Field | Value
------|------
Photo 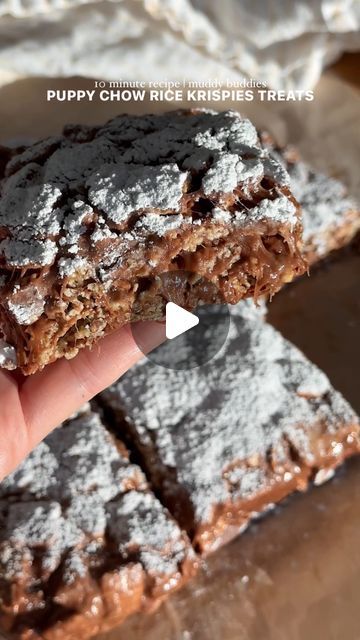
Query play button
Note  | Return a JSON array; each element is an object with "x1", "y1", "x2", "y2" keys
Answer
[
  {"x1": 130, "y1": 270, "x2": 231, "y2": 370},
  {"x1": 165, "y1": 302, "x2": 199, "y2": 340}
]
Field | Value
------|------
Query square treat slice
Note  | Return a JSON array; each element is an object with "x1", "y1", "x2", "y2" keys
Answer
[
  {"x1": 260, "y1": 133, "x2": 360, "y2": 265},
  {"x1": 0, "y1": 110, "x2": 305, "y2": 374},
  {"x1": 101, "y1": 303, "x2": 360, "y2": 555},
  {"x1": 0, "y1": 409, "x2": 197, "y2": 640}
]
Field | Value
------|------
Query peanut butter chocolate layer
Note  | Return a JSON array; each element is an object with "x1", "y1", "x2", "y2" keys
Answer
[
  {"x1": 101, "y1": 301, "x2": 360, "y2": 555},
  {"x1": 260, "y1": 133, "x2": 360, "y2": 265},
  {"x1": 0, "y1": 409, "x2": 197, "y2": 640},
  {"x1": 0, "y1": 110, "x2": 305, "y2": 375}
]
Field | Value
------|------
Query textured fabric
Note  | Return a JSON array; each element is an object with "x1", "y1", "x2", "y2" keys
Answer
[{"x1": 0, "y1": 0, "x2": 358, "y2": 89}]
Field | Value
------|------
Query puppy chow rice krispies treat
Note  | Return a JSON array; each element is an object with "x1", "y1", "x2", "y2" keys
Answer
[
  {"x1": 0, "y1": 409, "x2": 197, "y2": 639},
  {"x1": 101, "y1": 303, "x2": 360, "y2": 554},
  {"x1": 0, "y1": 110, "x2": 305, "y2": 374}
]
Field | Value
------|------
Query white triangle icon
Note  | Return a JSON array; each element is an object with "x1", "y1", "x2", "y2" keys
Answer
[{"x1": 165, "y1": 302, "x2": 199, "y2": 340}]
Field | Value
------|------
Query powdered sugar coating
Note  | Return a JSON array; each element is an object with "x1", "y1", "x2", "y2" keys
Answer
[
  {"x1": 0, "y1": 339, "x2": 17, "y2": 369},
  {"x1": 108, "y1": 491, "x2": 179, "y2": 550},
  {"x1": 135, "y1": 212, "x2": 191, "y2": 237},
  {"x1": 234, "y1": 195, "x2": 297, "y2": 227},
  {"x1": 7, "y1": 286, "x2": 46, "y2": 324},
  {"x1": 0, "y1": 237, "x2": 57, "y2": 267},
  {"x1": 7, "y1": 501, "x2": 83, "y2": 548},
  {"x1": 5, "y1": 136, "x2": 63, "y2": 175},
  {"x1": 61, "y1": 200, "x2": 94, "y2": 244},
  {"x1": 58, "y1": 255, "x2": 94, "y2": 279},
  {"x1": 202, "y1": 153, "x2": 263, "y2": 196},
  {"x1": 212, "y1": 196, "x2": 297, "y2": 229},
  {"x1": 87, "y1": 163, "x2": 188, "y2": 225},
  {"x1": 0, "y1": 409, "x2": 193, "y2": 589},
  {"x1": 102, "y1": 304, "x2": 359, "y2": 526},
  {"x1": 107, "y1": 490, "x2": 192, "y2": 577},
  {"x1": 262, "y1": 155, "x2": 290, "y2": 187},
  {"x1": 287, "y1": 160, "x2": 360, "y2": 253},
  {"x1": 67, "y1": 494, "x2": 107, "y2": 536},
  {"x1": 0, "y1": 178, "x2": 63, "y2": 236},
  {"x1": 43, "y1": 137, "x2": 118, "y2": 188},
  {"x1": 0, "y1": 110, "x2": 296, "y2": 274}
]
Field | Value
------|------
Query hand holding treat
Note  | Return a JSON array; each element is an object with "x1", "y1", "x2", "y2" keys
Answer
[{"x1": 0, "y1": 322, "x2": 164, "y2": 480}]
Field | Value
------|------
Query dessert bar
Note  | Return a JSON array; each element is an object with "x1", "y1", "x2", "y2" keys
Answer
[
  {"x1": 101, "y1": 302, "x2": 360, "y2": 555},
  {"x1": 261, "y1": 133, "x2": 360, "y2": 265},
  {"x1": 289, "y1": 158, "x2": 360, "y2": 264},
  {"x1": 0, "y1": 408, "x2": 197, "y2": 640},
  {"x1": 0, "y1": 110, "x2": 305, "y2": 374}
]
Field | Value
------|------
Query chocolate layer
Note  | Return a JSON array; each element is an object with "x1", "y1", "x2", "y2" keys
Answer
[
  {"x1": 0, "y1": 408, "x2": 197, "y2": 640},
  {"x1": 101, "y1": 301, "x2": 360, "y2": 555},
  {"x1": 0, "y1": 110, "x2": 305, "y2": 374}
]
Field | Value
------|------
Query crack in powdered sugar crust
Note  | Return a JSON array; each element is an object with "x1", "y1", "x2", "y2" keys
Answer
[
  {"x1": 0, "y1": 410, "x2": 193, "y2": 584},
  {"x1": 103, "y1": 304, "x2": 359, "y2": 525},
  {"x1": 0, "y1": 110, "x2": 295, "y2": 272}
]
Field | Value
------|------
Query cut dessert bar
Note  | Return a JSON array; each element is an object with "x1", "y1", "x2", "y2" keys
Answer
[
  {"x1": 0, "y1": 408, "x2": 197, "y2": 640},
  {"x1": 260, "y1": 133, "x2": 360, "y2": 265},
  {"x1": 101, "y1": 302, "x2": 360, "y2": 555},
  {"x1": 0, "y1": 110, "x2": 306, "y2": 374},
  {"x1": 290, "y1": 160, "x2": 360, "y2": 263}
]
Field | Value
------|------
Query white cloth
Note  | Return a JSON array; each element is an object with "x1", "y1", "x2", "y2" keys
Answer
[{"x1": 0, "y1": 0, "x2": 358, "y2": 89}]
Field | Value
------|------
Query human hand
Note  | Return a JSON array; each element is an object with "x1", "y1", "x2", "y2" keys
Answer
[{"x1": 0, "y1": 322, "x2": 164, "y2": 481}]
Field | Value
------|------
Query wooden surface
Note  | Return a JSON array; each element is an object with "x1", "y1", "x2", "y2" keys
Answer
[{"x1": 331, "y1": 53, "x2": 360, "y2": 88}]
